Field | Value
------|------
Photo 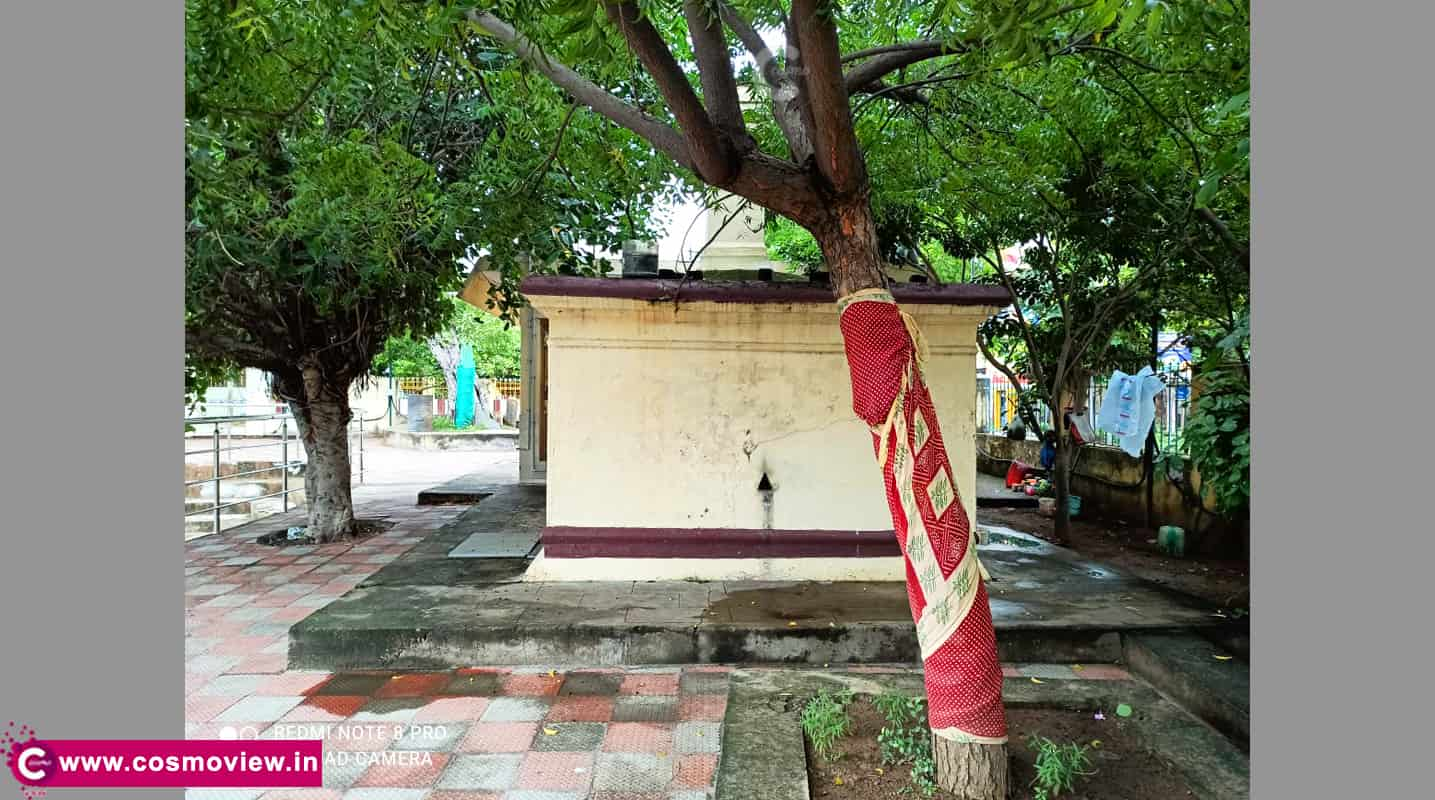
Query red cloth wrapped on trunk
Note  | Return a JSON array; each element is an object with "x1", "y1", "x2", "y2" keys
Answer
[{"x1": 838, "y1": 289, "x2": 1007, "y2": 744}]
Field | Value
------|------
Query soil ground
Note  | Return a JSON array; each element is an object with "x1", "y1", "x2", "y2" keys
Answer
[
  {"x1": 981, "y1": 507, "x2": 1249, "y2": 610},
  {"x1": 807, "y1": 697, "x2": 1198, "y2": 800}
]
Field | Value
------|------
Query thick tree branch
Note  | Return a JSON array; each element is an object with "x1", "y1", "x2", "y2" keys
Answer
[
  {"x1": 842, "y1": 39, "x2": 968, "y2": 94},
  {"x1": 782, "y1": 14, "x2": 817, "y2": 163},
  {"x1": 466, "y1": 11, "x2": 694, "y2": 171},
  {"x1": 720, "y1": 2, "x2": 782, "y2": 89},
  {"x1": 601, "y1": 0, "x2": 736, "y2": 184},
  {"x1": 791, "y1": 0, "x2": 866, "y2": 195},
  {"x1": 467, "y1": 10, "x2": 815, "y2": 225},
  {"x1": 683, "y1": 0, "x2": 750, "y2": 148}
]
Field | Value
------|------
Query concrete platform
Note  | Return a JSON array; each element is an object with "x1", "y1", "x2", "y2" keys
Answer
[
  {"x1": 416, "y1": 473, "x2": 497, "y2": 506},
  {"x1": 290, "y1": 484, "x2": 1225, "y2": 671}
]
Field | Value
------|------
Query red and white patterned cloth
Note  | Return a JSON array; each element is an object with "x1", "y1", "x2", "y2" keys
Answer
[{"x1": 838, "y1": 289, "x2": 1007, "y2": 744}]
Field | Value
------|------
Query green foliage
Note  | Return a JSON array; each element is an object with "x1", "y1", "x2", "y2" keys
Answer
[
  {"x1": 1027, "y1": 736, "x2": 1095, "y2": 799},
  {"x1": 437, "y1": 297, "x2": 522, "y2": 378},
  {"x1": 765, "y1": 216, "x2": 824, "y2": 272},
  {"x1": 1174, "y1": 315, "x2": 1250, "y2": 518},
  {"x1": 873, "y1": 693, "x2": 938, "y2": 797},
  {"x1": 801, "y1": 690, "x2": 855, "y2": 762},
  {"x1": 186, "y1": 0, "x2": 674, "y2": 400},
  {"x1": 372, "y1": 336, "x2": 443, "y2": 379}
]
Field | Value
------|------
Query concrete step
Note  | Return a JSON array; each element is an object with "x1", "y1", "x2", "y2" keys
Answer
[{"x1": 1123, "y1": 631, "x2": 1250, "y2": 750}]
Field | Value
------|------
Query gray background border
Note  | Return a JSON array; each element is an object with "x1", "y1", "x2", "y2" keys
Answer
[
  {"x1": 0, "y1": 1, "x2": 1431, "y2": 797},
  {"x1": 0, "y1": 3, "x2": 182, "y2": 798},
  {"x1": 1253, "y1": 0, "x2": 1430, "y2": 796}
]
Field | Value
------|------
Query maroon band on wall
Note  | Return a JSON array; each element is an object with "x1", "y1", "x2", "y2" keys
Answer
[
  {"x1": 520, "y1": 275, "x2": 1012, "y2": 307},
  {"x1": 541, "y1": 526, "x2": 901, "y2": 559}
]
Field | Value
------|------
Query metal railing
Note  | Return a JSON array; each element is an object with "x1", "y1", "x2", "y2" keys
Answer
[{"x1": 183, "y1": 412, "x2": 369, "y2": 537}]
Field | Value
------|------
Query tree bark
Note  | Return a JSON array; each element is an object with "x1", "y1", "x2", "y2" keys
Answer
[
  {"x1": 813, "y1": 200, "x2": 887, "y2": 296},
  {"x1": 818, "y1": 199, "x2": 1008, "y2": 799},
  {"x1": 934, "y1": 737, "x2": 1009, "y2": 800},
  {"x1": 280, "y1": 363, "x2": 356, "y2": 543},
  {"x1": 1051, "y1": 428, "x2": 1073, "y2": 546}
]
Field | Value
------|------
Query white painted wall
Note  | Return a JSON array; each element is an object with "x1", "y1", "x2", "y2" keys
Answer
[{"x1": 528, "y1": 295, "x2": 995, "y2": 534}]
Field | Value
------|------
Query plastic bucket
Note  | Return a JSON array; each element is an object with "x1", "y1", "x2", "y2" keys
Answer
[{"x1": 1067, "y1": 495, "x2": 1082, "y2": 517}]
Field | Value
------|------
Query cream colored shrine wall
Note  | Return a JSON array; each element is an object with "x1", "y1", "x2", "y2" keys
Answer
[{"x1": 528, "y1": 295, "x2": 996, "y2": 534}]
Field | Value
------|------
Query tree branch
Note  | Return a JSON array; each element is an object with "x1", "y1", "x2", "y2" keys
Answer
[
  {"x1": 720, "y1": 2, "x2": 782, "y2": 89},
  {"x1": 601, "y1": 0, "x2": 736, "y2": 184},
  {"x1": 1197, "y1": 207, "x2": 1250, "y2": 273},
  {"x1": 683, "y1": 0, "x2": 749, "y2": 147},
  {"x1": 467, "y1": 11, "x2": 695, "y2": 171},
  {"x1": 716, "y1": 2, "x2": 811, "y2": 161},
  {"x1": 782, "y1": 13, "x2": 817, "y2": 163},
  {"x1": 842, "y1": 39, "x2": 968, "y2": 95},
  {"x1": 791, "y1": 0, "x2": 866, "y2": 195}
]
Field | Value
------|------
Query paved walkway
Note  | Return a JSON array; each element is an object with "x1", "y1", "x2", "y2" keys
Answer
[
  {"x1": 186, "y1": 497, "x2": 741, "y2": 800},
  {"x1": 186, "y1": 483, "x2": 1145, "y2": 800}
]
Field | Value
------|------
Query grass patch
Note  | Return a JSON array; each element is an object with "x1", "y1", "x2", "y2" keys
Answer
[
  {"x1": 801, "y1": 690, "x2": 855, "y2": 761},
  {"x1": 1028, "y1": 736, "x2": 1095, "y2": 799},
  {"x1": 873, "y1": 693, "x2": 938, "y2": 796}
]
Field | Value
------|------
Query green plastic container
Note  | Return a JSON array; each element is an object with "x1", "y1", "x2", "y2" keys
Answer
[
  {"x1": 1067, "y1": 495, "x2": 1082, "y2": 518},
  {"x1": 1158, "y1": 526, "x2": 1186, "y2": 557}
]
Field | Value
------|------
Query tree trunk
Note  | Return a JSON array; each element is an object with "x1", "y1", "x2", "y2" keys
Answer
[
  {"x1": 284, "y1": 364, "x2": 356, "y2": 543},
  {"x1": 816, "y1": 199, "x2": 888, "y2": 297},
  {"x1": 1052, "y1": 432, "x2": 1073, "y2": 546},
  {"x1": 817, "y1": 198, "x2": 1008, "y2": 799},
  {"x1": 935, "y1": 737, "x2": 1009, "y2": 800}
]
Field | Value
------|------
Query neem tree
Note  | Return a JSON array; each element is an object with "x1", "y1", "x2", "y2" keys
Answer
[
  {"x1": 185, "y1": 0, "x2": 668, "y2": 540},
  {"x1": 458, "y1": 1, "x2": 1206, "y2": 794}
]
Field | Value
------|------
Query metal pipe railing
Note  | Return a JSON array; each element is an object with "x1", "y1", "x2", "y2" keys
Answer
[{"x1": 183, "y1": 410, "x2": 375, "y2": 536}]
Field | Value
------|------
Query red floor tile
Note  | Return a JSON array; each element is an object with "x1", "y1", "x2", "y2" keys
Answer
[
  {"x1": 620, "y1": 674, "x2": 679, "y2": 696},
  {"x1": 374, "y1": 672, "x2": 453, "y2": 698},
  {"x1": 675, "y1": 753, "x2": 718, "y2": 787},
  {"x1": 546, "y1": 696, "x2": 614, "y2": 723},
  {"x1": 502, "y1": 673, "x2": 564, "y2": 696},
  {"x1": 677, "y1": 695, "x2": 727, "y2": 721},
  {"x1": 602, "y1": 723, "x2": 673, "y2": 753}
]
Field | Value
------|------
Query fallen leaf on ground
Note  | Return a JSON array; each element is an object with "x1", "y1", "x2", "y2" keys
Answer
[
  {"x1": 1030, "y1": 677, "x2": 1044, "y2": 684},
  {"x1": 834, "y1": 777, "x2": 844, "y2": 786},
  {"x1": 542, "y1": 727, "x2": 558, "y2": 736}
]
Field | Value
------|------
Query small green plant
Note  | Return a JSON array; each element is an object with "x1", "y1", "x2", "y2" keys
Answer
[
  {"x1": 1028, "y1": 736, "x2": 1095, "y2": 799},
  {"x1": 801, "y1": 690, "x2": 855, "y2": 761},
  {"x1": 874, "y1": 693, "x2": 938, "y2": 797}
]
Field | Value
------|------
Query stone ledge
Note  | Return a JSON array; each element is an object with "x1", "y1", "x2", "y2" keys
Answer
[{"x1": 382, "y1": 429, "x2": 518, "y2": 451}]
